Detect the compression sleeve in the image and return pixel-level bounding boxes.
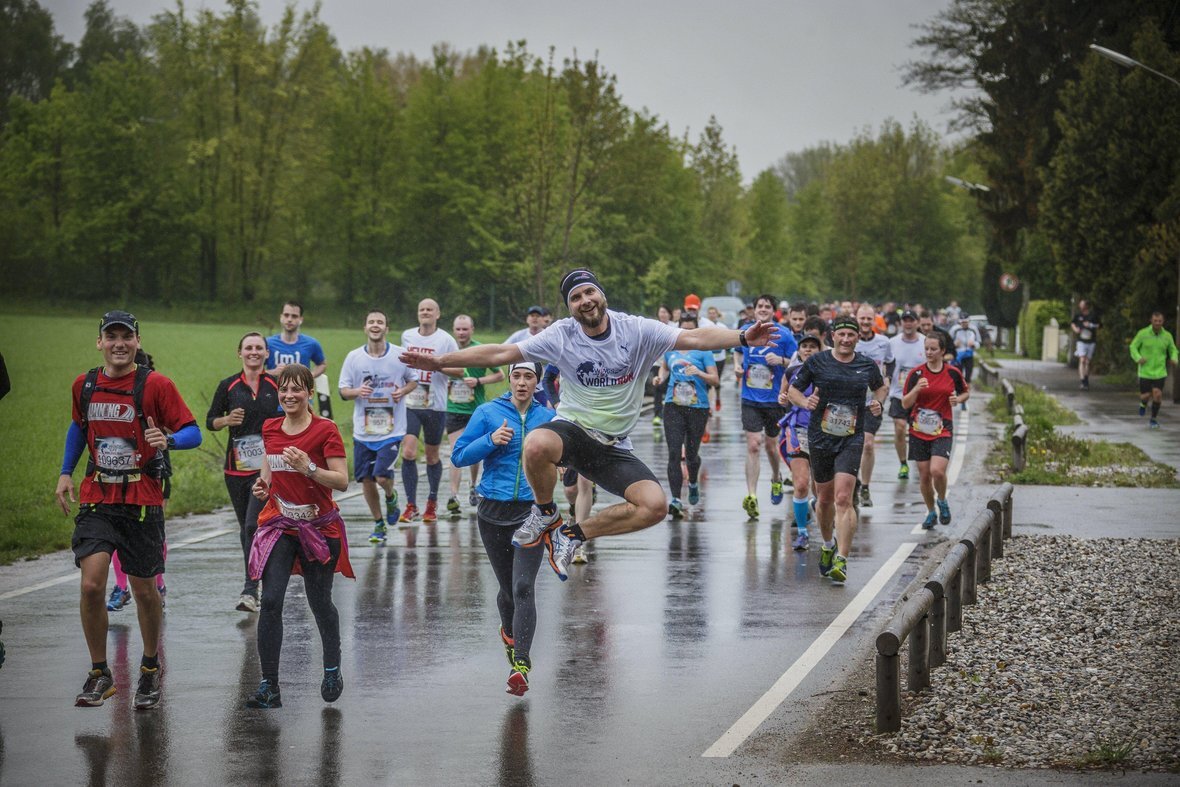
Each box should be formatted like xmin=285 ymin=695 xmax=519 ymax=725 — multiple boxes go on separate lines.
xmin=169 ymin=422 xmax=203 ymax=450
xmin=61 ymin=421 xmax=87 ymax=475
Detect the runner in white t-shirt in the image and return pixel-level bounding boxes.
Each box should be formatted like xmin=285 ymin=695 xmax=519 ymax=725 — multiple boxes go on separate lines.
xmin=338 ymin=309 xmax=418 ymax=542
xmin=854 ymin=304 xmax=894 ymax=508
xmin=887 ymin=310 xmax=927 ymax=480
xmin=399 ymin=298 xmax=459 ymax=523
xmin=401 ymin=268 xmax=781 ymax=580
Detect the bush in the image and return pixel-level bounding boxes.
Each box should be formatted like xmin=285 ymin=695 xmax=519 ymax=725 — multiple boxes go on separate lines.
xmin=1019 ymin=299 xmax=1070 ymax=358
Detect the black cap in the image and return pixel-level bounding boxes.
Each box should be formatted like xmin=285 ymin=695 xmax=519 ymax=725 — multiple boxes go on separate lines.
xmin=526 ymin=305 xmax=546 ymax=316
xmin=900 ymin=309 xmax=918 ymax=321
xmin=99 ymin=310 xmax=139 ymax=334
xmin=798 ymin=334 xmax=823 ymax=348
xmin=831 ymin=316 xmax=859 ymax=333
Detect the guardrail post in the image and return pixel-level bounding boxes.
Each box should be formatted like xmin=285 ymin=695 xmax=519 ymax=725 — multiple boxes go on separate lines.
xmin=986 ymin=497 xmax=1005 ymax=559
xmin=978 ymin=512 xmax=993 ymax=584
xmin=875 ymin=652 xmax=900 ymax=733
xmin=1001 ymin=379 xmax=1015 ymax=414
xmin=1002 ymin=483 xmax=1013 ymax=538
xmin=928 ymin=593 xmax=947 ymax=669
xmin=947 ymin=565 xmax=963 ymax=633
xmin=909 ymin=611 xmax=930 ymax=692
xmin=1010 ymin=423 xmax=1028 ymax=473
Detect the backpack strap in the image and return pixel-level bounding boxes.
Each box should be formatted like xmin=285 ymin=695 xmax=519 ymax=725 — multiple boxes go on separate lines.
xmin=77 ymin=367 xmax=102 ymax=432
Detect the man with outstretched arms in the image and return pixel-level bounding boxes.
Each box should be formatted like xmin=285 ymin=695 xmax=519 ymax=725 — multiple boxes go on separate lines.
xmin=338 ymin=309 xmax=418 ymax=543
xmin=401 ymin=268 xmax=780 ymax=580
xmin=787 ymin=315 xmax=887 ymax=585
xmin=55 ymin=311 xmax=202 ymax=710
xmin=399 ymin=298 xmax=460 ymax=523
xmin=888 ymin=310 xmax=925 ymax=480
xmin=733 ymin=294 xmax=798 ymax=518
xmin=442 ymin=314 xmax=504 ymax=516
xmin=266 ymin=300 xmax=330 ymax=417
xmin=1130 ymin=311 xmax=1179 ymax=429
xmin=854 ymin=304 xmax=894 ymax=508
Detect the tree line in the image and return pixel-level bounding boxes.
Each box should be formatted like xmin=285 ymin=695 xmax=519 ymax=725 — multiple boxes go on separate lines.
xmin=905 ymin=0 xmax=1180 ymax=370
xmin=0 ymin=0 xmax=985 ymax=326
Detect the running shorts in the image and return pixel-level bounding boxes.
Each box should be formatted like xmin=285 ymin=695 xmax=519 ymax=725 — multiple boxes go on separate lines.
xmin=539 ymin=420 xmax=657 ymax=498
xmin=406 ymin=408 xmax=446 ymax=445
xmin=809 ymin=436 xmax=864 ymax=485
xmin=741 ymin=403 xmax=785 ymax=436
xmin=908 ymin=435 xmax=952 ymax=462
xmin=72 ymin=503 xmax=165 ymax=578
xmin=354 ymin=439 xmax=401 ymax=481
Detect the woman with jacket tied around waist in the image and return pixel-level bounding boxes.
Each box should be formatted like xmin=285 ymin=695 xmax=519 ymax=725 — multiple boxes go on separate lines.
xmin=451 ymin=362 xmax=555 ymax=696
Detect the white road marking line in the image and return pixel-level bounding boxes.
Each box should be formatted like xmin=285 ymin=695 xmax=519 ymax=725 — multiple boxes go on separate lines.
xmin=702 ymin=541 xmax=918 ymax=758
xmin=0 ymin=488 xmax=370 ymax=603
xmin=910 ymin=408 xmax=970 ymax=535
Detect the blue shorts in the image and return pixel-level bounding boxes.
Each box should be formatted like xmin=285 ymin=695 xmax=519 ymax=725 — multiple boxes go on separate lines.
xmin=354 ymin=437 xmax=401 ymax=481
xmin=406 ymin=408 xmax=446 ymax=445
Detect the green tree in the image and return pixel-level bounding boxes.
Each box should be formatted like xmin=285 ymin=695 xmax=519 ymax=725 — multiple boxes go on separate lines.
xmin=0 ymin=0 xmax=72 ymax=127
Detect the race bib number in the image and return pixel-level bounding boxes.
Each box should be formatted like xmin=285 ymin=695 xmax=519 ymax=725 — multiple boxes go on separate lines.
xmin=364 ymin=407 xmax=394 ymax=436
xmin=795 ymin=428 xmax=809 ymax=454
xmin=232 ymin=434 xmax=265 ymax=472
xmin=914 ymin=407 xmax=944 ymax=436
xmin=95 ymin=437 xmax=139 ymax=472
xmin=448 ymin=379 xmax=474 ymax=404
xmin=820 ymin=403 xmax=857 ymax=437
xmin=747 ymin=364 xmax=774 ymax=390
xmin=405 ymin=385 xmax=429 ymax=409
xmin=673 ymin=381 xmax=698 ymax=406
xmin=897 ymin=366 xmax=914 ymax=386
xmin=274 ymin=493 xmax=318 ymax=521
xmin=1079 ymin=328 xmax=1093 ymax=342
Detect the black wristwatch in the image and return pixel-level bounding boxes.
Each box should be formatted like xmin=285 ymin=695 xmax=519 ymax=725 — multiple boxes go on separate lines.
xmin=738 ymin=329 xmax=749 ymax=348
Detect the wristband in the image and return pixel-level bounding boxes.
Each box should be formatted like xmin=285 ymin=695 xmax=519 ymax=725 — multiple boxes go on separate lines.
xmin=739 ymin=330 xmax=749 ymax=348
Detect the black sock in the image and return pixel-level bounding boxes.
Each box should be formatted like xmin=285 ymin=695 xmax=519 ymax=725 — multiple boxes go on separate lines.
xmin=92 ymin=661 xmax=109 ymax=673
xmin=561 ymin=521 xmax=587 ymax=542
xmin=1152 ymin=401 xmax=1161 ymax=419
xmin=141 ymin=654 xmax=159 ymax=670
xmin=538 ymin=500 xmax=558 ymax=518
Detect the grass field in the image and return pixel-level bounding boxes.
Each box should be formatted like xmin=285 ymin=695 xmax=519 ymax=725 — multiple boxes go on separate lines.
xmin=0 ymin=314 xmax=509 ymax=564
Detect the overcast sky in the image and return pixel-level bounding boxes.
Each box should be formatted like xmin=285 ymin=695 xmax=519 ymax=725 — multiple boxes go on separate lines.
xmin=44 ymin=0 xmax=970 ymax=178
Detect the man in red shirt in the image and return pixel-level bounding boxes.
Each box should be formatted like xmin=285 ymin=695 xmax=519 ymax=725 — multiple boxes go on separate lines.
xmin=55 ymin=311 xmax=201 ymax=710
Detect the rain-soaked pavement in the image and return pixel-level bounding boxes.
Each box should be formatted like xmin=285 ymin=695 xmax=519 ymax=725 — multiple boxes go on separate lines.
xmin=0 ymin=387 xmax=1003 ymax=785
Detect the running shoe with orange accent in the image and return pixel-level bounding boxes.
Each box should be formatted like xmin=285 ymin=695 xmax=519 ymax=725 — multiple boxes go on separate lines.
xmin=422 ymin=499 xmax=438 ymax=523
xmin=506 ymin=657 xmax=530 ymax=696
xmin=398 ymin=503 xmax=420 ymax=524
xmin=512 ymin=506 xmax=561 ymax=548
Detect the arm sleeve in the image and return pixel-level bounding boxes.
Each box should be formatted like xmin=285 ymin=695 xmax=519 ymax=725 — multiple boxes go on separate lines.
xmin=61 ymin=421 xmax=87 ymax=475
xmin=902 ymin=368 xmax=919 ymax=395
xmin=518 ymin=325 xmax=562 ymax=365
xmin=321 ymin=421 xmax=347 ymax=459
xmin=1129 ymin=333 xmax=1142 ymax=362
xmin=952 ymin=368 xmax=968 ymax=394
xmin=869 ymin=363 xmax=885 ymax=391
xmin=311 ymin=339 xmax=326 ymax=365
xmin=790 ymin=358 xmax=813 ymax=391
xmin=206 ymin=379 xmax=229 ymax=430
xmin=450 ymin=408 xmax=498 ymax=466
xmin=337 ymin=352 xmax=356 ymax=389
xmin=542 ymin=367 xmax=560 ymax=405
xmin=170 ymin=423 xmax=202 ymax=450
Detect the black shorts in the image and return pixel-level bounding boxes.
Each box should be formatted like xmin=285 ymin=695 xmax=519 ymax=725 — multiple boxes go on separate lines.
xmin=741 ymin=403 xmax=785 ymax=436
xmin=445 ymin=412 xmax=472 ymax=434
xmin=909 ymin=434 xmax=952 ymax=462
xmin=1139 ymin=377 xmax=1166 ymax=394
xmin=562 ymin=466 xmax=580 ymax=487
xmin=406 ymin=408 xmax=446 ymax=445
xmin=72 ymin=503 xmax=166 ymax=578
xmin=810 ymin=436 xmax=864 ymax=484
xmin=539 ymin=420 xmax=658 ymax=498
xmin=888 ymin=397 xmax=910 ymax=421
xmin=863 ymin=409 xmax=884 ymax=434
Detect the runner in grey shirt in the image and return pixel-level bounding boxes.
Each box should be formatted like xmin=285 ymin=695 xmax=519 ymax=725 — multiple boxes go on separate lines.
xmin=854 ymin=304 xmax=894 ymax=508
xmin=402 ymin=268 xmax=780 ymax=580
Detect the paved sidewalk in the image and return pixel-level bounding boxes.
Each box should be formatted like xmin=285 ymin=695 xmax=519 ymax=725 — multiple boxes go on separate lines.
xmin=993 ymin=358 xmax=1180 ymax=478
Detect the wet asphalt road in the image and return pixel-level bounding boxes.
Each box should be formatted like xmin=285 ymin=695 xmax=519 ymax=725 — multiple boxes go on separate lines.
xmin=0 ymin=387 xmax=998 ymax=785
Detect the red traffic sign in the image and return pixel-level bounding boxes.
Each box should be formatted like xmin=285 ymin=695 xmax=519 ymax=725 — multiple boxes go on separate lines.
xmin=999 ymin=273 xmax=1020 ymax=293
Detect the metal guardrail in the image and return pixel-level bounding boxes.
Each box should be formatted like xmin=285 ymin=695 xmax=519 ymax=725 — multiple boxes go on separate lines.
xmin=875 ymin=482 xmax=1015 ymax=733
xmin=978 ymin=360 xmax=1000 ymax=389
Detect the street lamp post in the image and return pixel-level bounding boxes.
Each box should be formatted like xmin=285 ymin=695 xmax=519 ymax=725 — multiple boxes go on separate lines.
xmin=1090 ymin=43 xmax=1180 ymax=402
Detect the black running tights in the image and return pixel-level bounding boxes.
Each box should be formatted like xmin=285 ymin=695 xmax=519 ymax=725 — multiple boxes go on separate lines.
xmin=478 ymin=519 xmax=544 ymax=661
xmin=663 ymin=404 xmax=709 ymax=496
xmin=225 ymin=473 xmax=263 ymax=592
xmin=258 ymin=534 xmax=341 ymax=684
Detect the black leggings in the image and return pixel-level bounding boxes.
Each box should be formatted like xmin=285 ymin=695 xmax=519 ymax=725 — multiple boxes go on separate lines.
xmin=478 ymin=519 xmax=544 ymax=662
xmin=225 ymin=473 xmax=264 ymax=592
xmin=258 ymin=534 xmax=341 ymax=685
xmin=959 ymin=354 xmax=975 ymax=384
xmin=663 ymin=404 xmax=709 ymax=496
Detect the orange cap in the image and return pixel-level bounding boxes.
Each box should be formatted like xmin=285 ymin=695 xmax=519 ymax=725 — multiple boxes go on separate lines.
xmin=684 ymin=294 xmax=701 ymax=310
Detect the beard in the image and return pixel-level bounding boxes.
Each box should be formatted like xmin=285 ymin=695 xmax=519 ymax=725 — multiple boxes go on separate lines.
xmin=573 ymin=300 xmax=607 ymax=329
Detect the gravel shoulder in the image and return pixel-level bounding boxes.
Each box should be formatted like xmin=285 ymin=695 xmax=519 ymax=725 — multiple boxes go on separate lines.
xmin=777 ymin=535 xmax=1180 ymax=776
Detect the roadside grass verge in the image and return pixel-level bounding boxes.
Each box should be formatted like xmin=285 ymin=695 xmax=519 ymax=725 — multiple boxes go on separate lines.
xmin=0 ymin=313 xmax=508 ymax=564
xmin=987 ymin=380 xmax=1178 ymax=488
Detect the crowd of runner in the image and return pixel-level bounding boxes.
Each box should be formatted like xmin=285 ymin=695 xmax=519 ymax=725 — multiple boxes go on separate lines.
xmin=55 ymin=277 xmax=1174 ymax=709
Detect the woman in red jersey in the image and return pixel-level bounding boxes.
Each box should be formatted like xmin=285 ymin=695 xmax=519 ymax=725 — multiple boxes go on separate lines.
xmin=901 ymin=333 xmax=969 ymax=530
xmin=245 ymin=364 xmax=352 ymax=709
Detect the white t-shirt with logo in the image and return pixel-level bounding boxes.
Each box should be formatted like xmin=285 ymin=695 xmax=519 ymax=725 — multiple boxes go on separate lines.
xmin=338 ymin=343 xmax=417 ymax=444
xmin=856 ymin=333 xmax=894 ymax=404
xmin=889 ymin=333 xmax=927 ymax=400
xmin=518 ymin=310 xmax=682 ymax=444
xmin=400 ymin=327 xmax=459 ymax=411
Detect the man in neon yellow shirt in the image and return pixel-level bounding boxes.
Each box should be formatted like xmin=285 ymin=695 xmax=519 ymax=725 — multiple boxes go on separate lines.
xmin=1130 ymin=311 xmax=1179 ymax=429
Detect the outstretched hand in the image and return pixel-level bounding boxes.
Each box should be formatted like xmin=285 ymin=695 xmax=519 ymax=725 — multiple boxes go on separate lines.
xmin=400 ymin=350 xmax=443 ymax=372
xmin=742 ymin=320 xmax=781 ymax=348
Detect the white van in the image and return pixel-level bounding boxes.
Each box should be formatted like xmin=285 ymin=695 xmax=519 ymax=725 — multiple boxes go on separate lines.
xmin=699 ymin=296 xmax=745 ymax=329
